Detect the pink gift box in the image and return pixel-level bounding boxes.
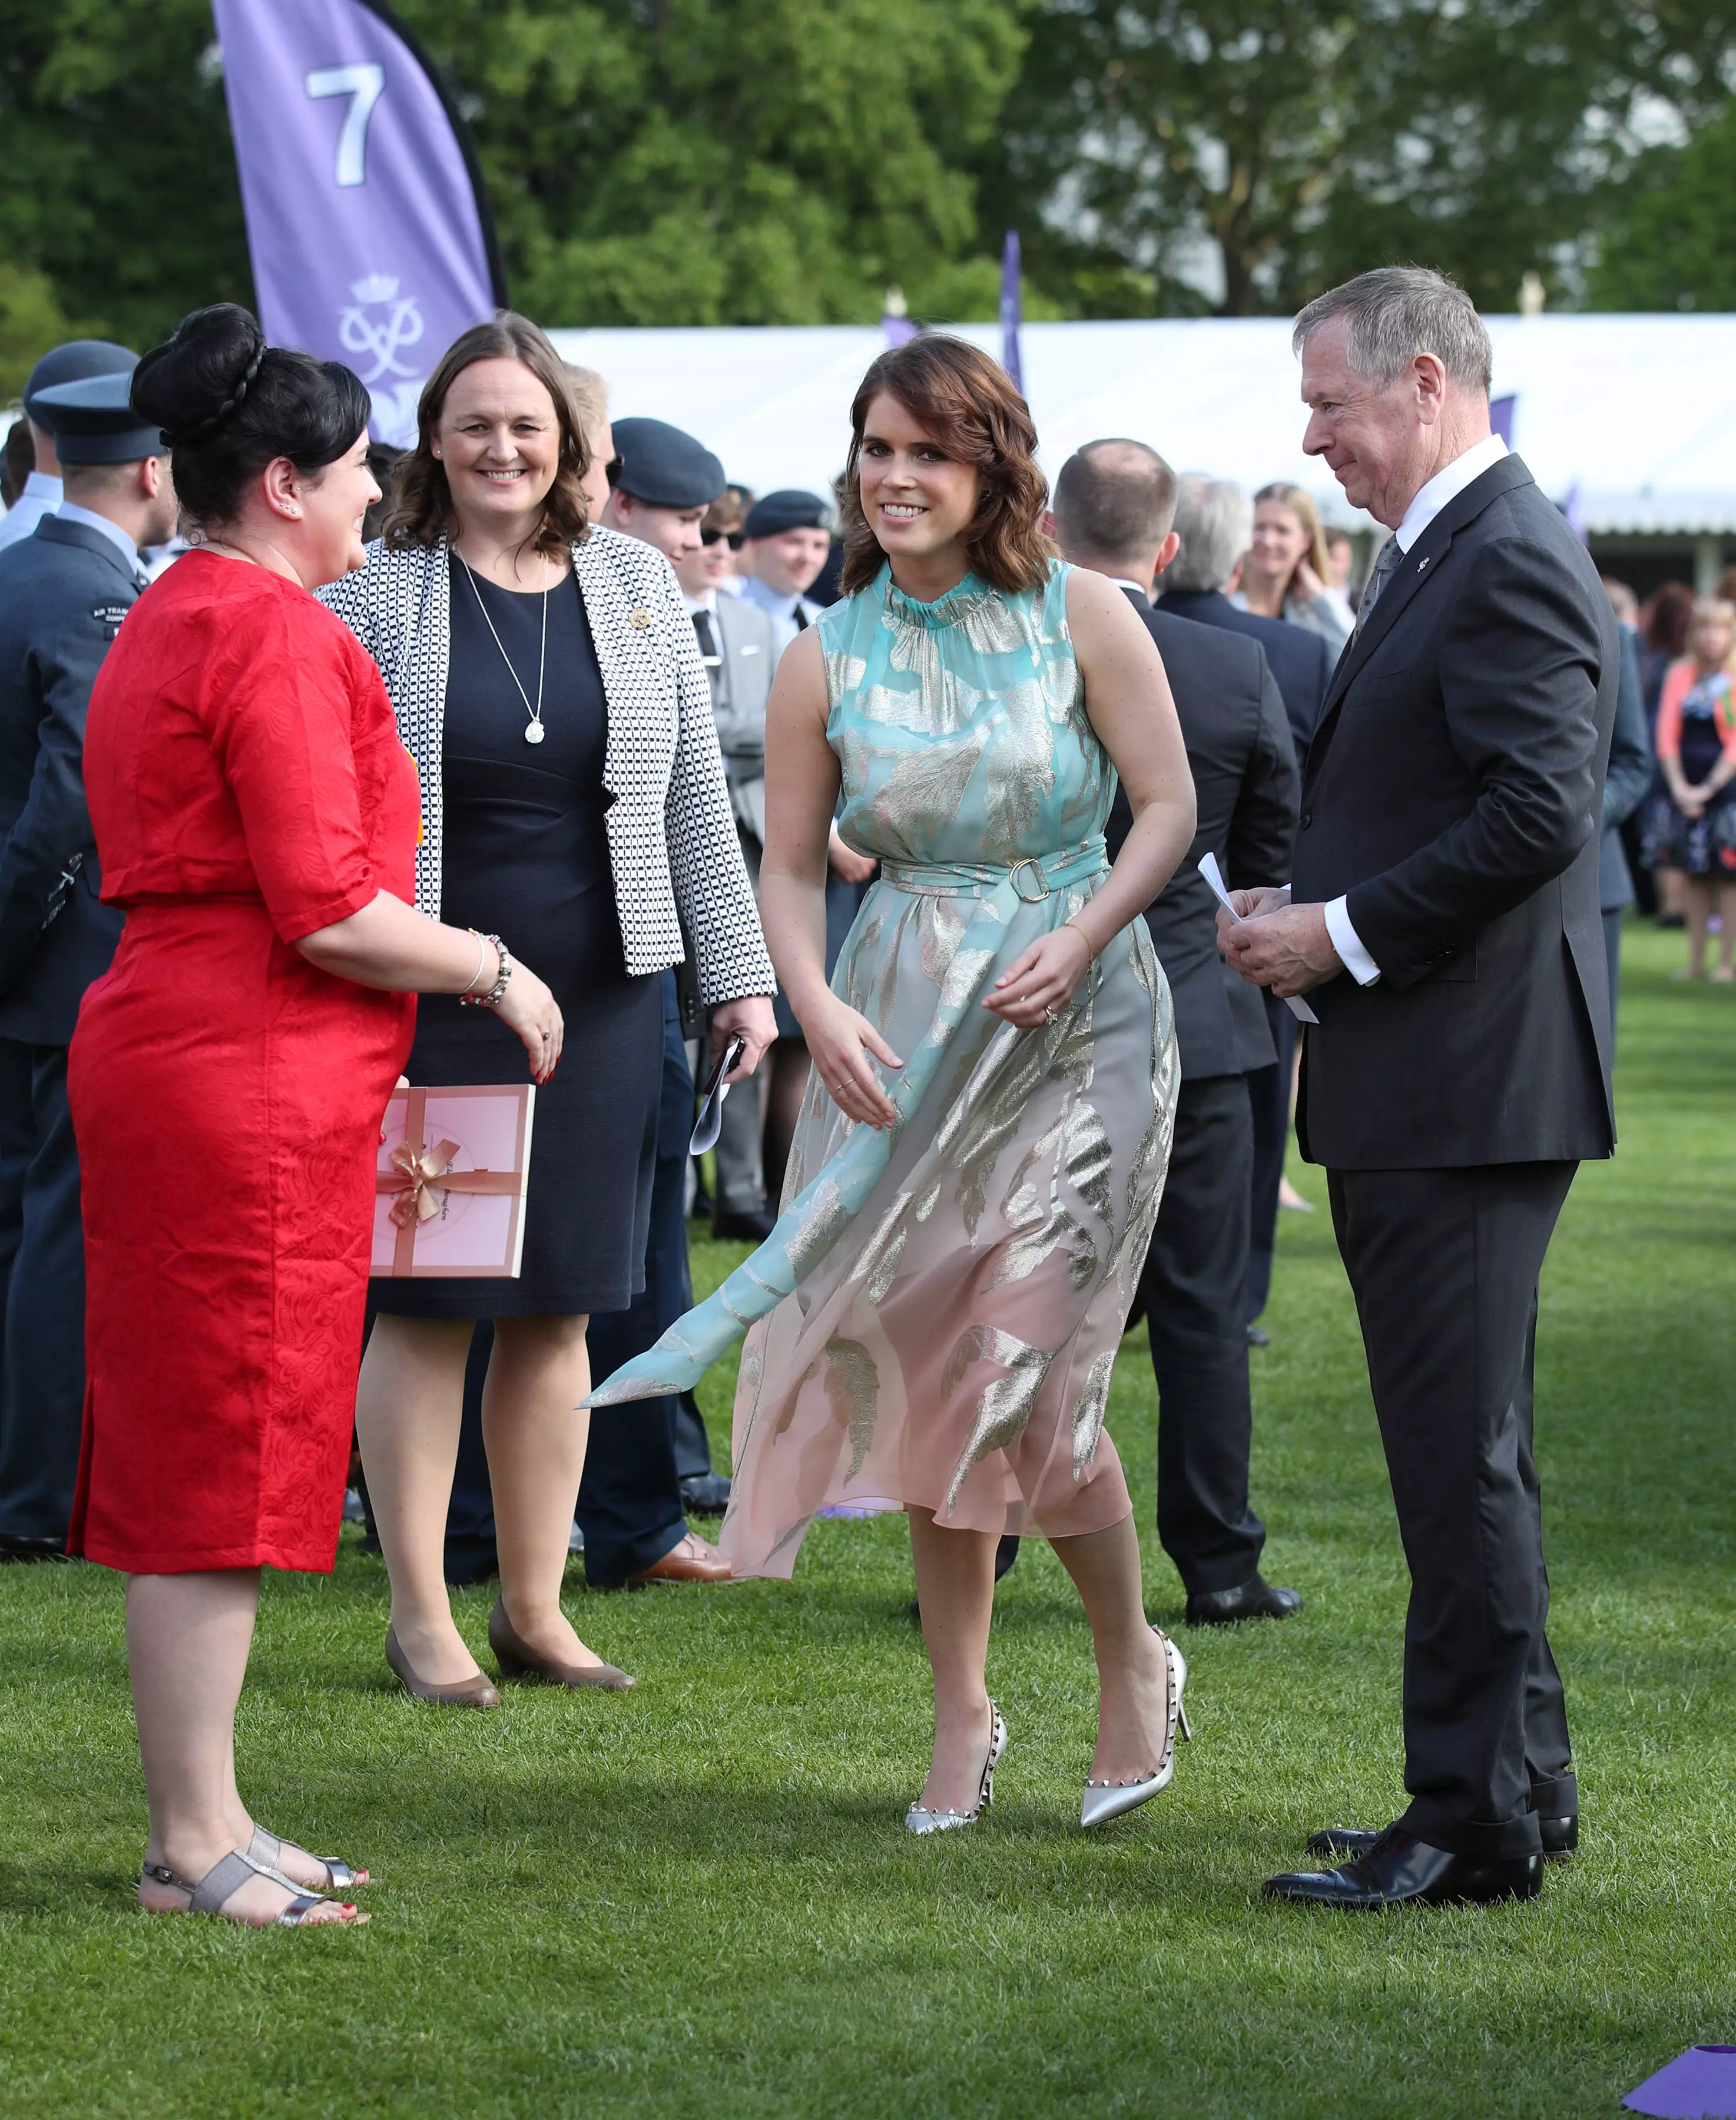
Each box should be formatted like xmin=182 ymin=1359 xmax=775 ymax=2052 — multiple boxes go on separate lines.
xmin=372 ymin=1083 xmax=536 ymax=1278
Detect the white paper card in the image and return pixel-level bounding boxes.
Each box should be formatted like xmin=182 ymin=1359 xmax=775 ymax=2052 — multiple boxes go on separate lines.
xmin=1198 ymin=853 xmax=1321 ymax=1025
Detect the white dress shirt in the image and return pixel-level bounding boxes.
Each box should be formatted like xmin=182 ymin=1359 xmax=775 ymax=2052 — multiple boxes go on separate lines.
xmin=0 ymin=471 xmax=64 ymax=555
xmin=1323 ymin=433 xmax=1510 ymax=986
xmin=55 ymin=501 xmax=143 ymax=578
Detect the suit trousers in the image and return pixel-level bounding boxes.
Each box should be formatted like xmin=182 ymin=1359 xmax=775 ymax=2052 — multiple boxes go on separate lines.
xmin=0 ymin=1038 xmax=87 ymax=1543
xmin=577 ymin=970 xmax=694 ymax=1584
xmin=711 ymin=1055 xmax=766 ymax=1216
xmin=1141 ymin=1071 xmax=1266 ymax=1594
xmin=1327 ymin=1160 xmax=1578 ymax=1860
xmin=1245 ymin=991 xmax=1296 ymax=1323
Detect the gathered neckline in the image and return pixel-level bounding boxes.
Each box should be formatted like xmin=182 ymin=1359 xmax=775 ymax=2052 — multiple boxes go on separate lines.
xmin=882 ymin=565 xmax=999 ymax=631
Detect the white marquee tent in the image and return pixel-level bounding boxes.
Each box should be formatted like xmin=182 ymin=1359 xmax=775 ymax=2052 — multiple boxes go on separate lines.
xmin=551 ymin=313 xmax=1736 ymax=558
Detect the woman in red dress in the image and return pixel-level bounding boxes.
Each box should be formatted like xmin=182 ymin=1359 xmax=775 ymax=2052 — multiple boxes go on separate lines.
xmin=71 ymin=306 xmax=563 ymax=1929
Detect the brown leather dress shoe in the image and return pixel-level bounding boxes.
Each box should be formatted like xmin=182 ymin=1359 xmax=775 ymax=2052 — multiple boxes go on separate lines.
xmin=488 ymin=1599 xmax=635 ymax=1691
xmin=625 ymin=1532 xmax=733 ymax=1588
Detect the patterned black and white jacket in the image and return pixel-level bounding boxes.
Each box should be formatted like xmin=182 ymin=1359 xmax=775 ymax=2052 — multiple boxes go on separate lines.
xmin=318 ymin=526 xmax=775 ymax=1006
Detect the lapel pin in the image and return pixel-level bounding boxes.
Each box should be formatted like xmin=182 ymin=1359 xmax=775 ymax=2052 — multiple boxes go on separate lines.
xmin=628 ymin=608 xmax=652 ymax=629
xmin=1417 ymin=555 xmax=1430 ymax=570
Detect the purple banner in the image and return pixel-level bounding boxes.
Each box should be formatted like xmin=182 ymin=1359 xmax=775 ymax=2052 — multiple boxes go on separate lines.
xmin=1000 ymin=230 xmax=1024 ymax=397
xmin=210 ymin=0 xmax=504 ymax=447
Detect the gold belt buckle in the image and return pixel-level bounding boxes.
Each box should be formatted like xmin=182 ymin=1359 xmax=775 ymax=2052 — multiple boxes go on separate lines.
xmin=1008 ymin=858 xmax=1051 ymax=903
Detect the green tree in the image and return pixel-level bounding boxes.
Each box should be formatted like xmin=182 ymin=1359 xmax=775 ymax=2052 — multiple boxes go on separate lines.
xmin=1588 ymin=104 xmax=1736 ymax=310
xmin=977 ymin=0 xmax=1736 ymax=317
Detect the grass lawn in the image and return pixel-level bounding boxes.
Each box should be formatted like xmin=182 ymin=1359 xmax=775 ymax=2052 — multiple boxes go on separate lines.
xmin=1 ymin=919 xmax=1733 ymax=2119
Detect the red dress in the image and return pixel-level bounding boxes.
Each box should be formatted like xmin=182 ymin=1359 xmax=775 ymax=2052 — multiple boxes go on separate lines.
xmin=68 ymin=553 xmax=419 ymax=1573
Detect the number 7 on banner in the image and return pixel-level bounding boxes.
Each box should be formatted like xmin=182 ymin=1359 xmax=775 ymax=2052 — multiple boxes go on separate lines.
xmin=1198 ymin=852 xmax=1320 ymax=1025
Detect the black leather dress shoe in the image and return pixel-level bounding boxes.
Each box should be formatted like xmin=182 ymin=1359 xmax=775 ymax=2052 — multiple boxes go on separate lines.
xmin=1264 ymin=1826 xmax=1542 ymax=1909
xmin=0 ymin=1533 xmax=70 ymax=1563
xmin=1308 ymin=1811 xmax=1578 ymax=1863
xmin=680 ymin=1473 xmax=732 ymax=1516
xmin=713 ymin=1207 xmax=777 ymax=1243
xmin=1184 ymin=1574 xmax=1302 ymax=1625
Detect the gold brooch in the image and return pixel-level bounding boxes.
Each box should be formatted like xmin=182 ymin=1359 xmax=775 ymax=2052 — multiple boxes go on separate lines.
xmin=628 ymin=608 xmax=652 ymax=630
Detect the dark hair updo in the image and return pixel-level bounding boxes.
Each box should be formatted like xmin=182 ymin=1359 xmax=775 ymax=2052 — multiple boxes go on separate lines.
xmin=130 ymin=303 xmax=373 ymax=528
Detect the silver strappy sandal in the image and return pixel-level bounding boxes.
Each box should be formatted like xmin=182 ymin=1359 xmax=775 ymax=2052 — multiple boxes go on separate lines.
xmin=247 ymin=1823 xmax=368 ymax=1892
xmin=141 ymin=1849 xmax=364 ymax=1927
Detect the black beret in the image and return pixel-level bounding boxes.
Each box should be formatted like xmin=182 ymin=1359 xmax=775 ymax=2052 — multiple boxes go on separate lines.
xmin=611 ymin=417 xmax=725 ymax=509
xmin=22 ymin=340 xmax=137 ymax=423
xmin=30 ymin=370 xmax=161 ymax=465
xmin=743 ymin=488 xmax=830 ymax=538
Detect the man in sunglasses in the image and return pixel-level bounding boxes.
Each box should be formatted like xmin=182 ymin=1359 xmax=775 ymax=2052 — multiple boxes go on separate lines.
xmin=672 ymin=491 xmax=782 ymax=1243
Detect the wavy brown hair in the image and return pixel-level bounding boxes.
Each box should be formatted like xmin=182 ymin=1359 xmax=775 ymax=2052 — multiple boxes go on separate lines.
xmin=383 ymin=313 xmax=592 ymax=554
xmin=839 ymin=336 xmax=1051 ymax=597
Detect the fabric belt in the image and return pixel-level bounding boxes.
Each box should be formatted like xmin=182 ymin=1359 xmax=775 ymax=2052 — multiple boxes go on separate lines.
xmin=879 ymin=836 xmax=1108 ymax=902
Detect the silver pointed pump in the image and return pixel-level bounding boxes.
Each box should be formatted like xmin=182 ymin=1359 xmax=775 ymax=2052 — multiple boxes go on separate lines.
xmin=1080 ymin=1631 xmax=1191 ymax=1829
xmin=905 ymin=1703 xmax=1007 ymax=1835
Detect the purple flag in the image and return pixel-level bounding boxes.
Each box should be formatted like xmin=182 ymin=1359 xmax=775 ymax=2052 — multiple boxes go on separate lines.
xmin=1490 ymin=392 xmax=1517 ymax=445
xmin=1000 ymin=230 xmax=1024 ymax=397
xmin=210 ymin=0 xmax=504 ymax=447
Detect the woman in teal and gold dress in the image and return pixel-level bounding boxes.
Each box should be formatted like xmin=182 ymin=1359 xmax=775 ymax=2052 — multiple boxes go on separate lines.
xmin=588 ymin=337 xmax=1199 ymax=1833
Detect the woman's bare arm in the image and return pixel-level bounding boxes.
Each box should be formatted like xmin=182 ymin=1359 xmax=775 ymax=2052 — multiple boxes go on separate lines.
xmin=758 ymin=631 xmax=902 ymax=1128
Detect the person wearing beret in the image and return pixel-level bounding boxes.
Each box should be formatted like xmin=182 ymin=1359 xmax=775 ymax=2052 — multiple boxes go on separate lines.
xmin=320 ymin=319 xmax=774 ymax=1699
xmin=0 ymin=340 xmax=137 ymax=558
xmin=739 ymin=488 xmax=832 ymax=651
xmin=0 ymin=361 xmax=178 ymax=1559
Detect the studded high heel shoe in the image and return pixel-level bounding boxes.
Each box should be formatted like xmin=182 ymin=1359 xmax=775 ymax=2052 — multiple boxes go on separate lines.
xmin=1080 ymin=1628 xmax=1191 ymax=1829
xmin=905 ymin=1702 xmax=1006 ymax=1836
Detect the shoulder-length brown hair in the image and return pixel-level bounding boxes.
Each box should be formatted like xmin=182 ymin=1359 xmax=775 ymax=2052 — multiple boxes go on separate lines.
xmin=838 ymin=336 xmax=1051 ymax=597
xmin=383 ymin=312 xmax=592 ymax=554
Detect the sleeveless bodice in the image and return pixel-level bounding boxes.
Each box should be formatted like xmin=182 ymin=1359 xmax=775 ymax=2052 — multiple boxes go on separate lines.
xmin=822 ymin=559 xmax=1112 ymax=869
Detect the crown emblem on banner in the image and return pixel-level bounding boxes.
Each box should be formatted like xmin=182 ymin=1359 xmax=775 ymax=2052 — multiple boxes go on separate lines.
xmin=350 ymin=273 xmax=401 ymax=306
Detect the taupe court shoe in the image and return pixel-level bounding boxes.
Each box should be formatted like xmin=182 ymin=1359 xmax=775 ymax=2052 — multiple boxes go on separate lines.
xmin=905 ymin=1702 xmax=1007 ymax=1836
xmin=385 ymin=1624 xmax=503 ymax=1709
xmin=1080 ymin=1628 xmax=1191 ymax=1829
xmin=488 ymin=1599 xmax=636 ymax=1691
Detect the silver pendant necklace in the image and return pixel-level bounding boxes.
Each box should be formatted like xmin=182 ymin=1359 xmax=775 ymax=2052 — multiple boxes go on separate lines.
xmin=462 ymin=552 xmax=551 ymax=744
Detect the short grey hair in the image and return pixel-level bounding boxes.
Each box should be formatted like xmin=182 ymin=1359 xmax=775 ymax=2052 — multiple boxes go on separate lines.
xmin=1291 ymin=267 xmax=1493 ymax=395
xmin=1165 ymin=473 xmax=1252 ymax=595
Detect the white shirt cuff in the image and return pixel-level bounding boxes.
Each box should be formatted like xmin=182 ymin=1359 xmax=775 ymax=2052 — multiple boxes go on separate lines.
xmin=1324 ymin=896 xmax=1381 ymax=986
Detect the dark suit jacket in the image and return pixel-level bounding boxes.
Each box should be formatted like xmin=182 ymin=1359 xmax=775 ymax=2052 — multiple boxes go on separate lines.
xmin=1155 ymin=587 xmax=1334 ymax=760
xmin=1599 ymin=626 xmax=1650 ymax=913
xmin=1106 ymin=588 xmax=1300 ymax=1079
xmin=1289 ymin=453 xmax=1616 ymax=1170
xmin=0 ymin=515 xmax=133 ymax=1044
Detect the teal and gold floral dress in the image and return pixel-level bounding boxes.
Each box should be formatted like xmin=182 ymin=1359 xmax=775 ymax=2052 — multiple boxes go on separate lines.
xmin=587 ymin=559 xmax=1177 ymax=1576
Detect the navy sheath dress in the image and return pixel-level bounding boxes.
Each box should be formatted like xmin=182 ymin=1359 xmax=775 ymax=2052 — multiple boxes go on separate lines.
xmin=370 ymin=556 xmax=663 ymax=1320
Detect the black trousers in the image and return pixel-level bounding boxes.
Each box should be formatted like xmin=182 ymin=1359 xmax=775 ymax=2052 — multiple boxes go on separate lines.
xmin=0 ymin=1039 xmax=86 ymax=1543
xmin=1327 ymin=1160 xmax=1578 ymax=1860
xmin=1141 ymin=1071 xmax=1265 ymax=1594
xmin=1244 ymin=991 xmax=1296 ymax=1323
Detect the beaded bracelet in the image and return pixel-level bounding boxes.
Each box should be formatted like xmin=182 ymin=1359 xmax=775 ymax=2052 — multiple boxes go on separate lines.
xmin=458 ymin=930 xmax=512 ymax=1009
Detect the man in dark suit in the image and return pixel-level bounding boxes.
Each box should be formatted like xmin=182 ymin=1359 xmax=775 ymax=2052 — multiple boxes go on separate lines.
xmin=1223 ymin=269 xmax=1616 ymax=1909
xmin=1049 ymin=439 xmax=1304 ymax=1626
xmin=0 ymin=361 xmax=174 ymax=1556
xmin=1160 ymin=474 xmax=1337 ymax=1339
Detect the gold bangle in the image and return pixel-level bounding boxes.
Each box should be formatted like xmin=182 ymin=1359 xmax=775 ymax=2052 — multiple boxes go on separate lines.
xmin=1063 ymin=916 xmax=1096 ymax=963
